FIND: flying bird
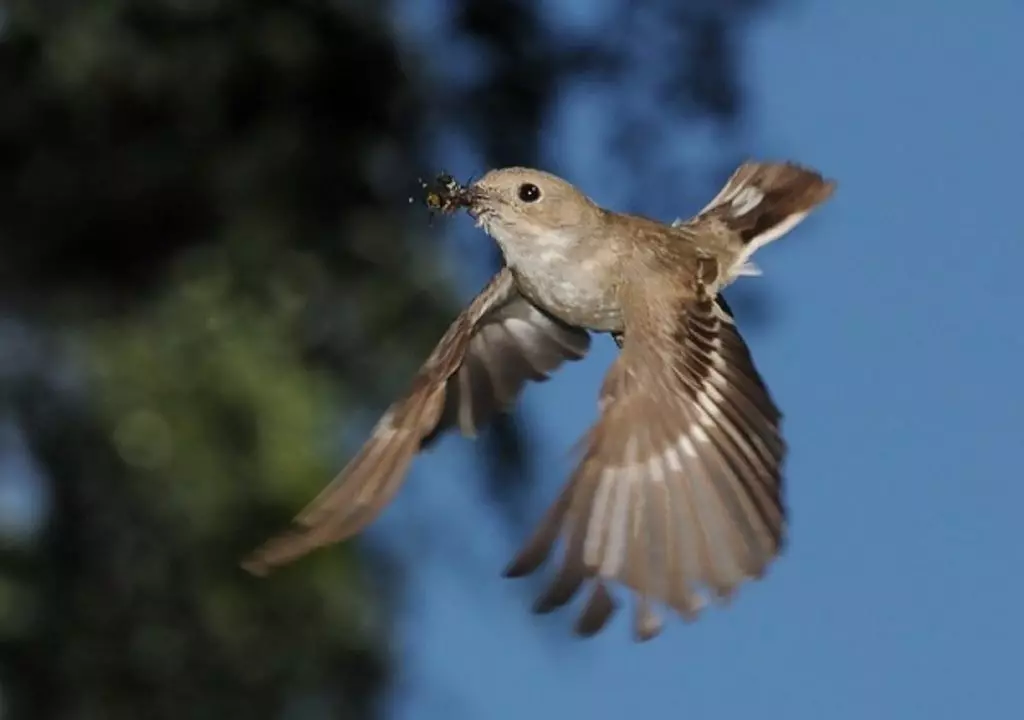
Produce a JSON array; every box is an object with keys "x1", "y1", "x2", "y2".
[{"x1": 243, "y1": 161, "x2": 836, "y2": 641}]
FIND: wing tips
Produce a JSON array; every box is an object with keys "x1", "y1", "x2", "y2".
[
  {"x1": 241, "y1": 390, "x2": 439, "y2": 577},
  {"x1": 241, "y1": 525, "x2": 332, "y2": 577}
]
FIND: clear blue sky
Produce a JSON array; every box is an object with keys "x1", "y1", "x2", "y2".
[{"x1": 381, "y1": 2, "x2": 1024, "y2": 719}]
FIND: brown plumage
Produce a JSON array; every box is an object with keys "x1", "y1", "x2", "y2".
[
  {"x1": 242, "y1": 160, "x2": 836, "y2": 642},
  {"x1": 241, "y1": 271, "x2": 590, "y2": 571}
]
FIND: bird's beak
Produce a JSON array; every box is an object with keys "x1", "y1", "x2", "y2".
[{"x1": 457, "y1": 185, "x2": 487, "y2": 215}]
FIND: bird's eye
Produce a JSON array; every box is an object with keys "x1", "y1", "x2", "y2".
[{"x1": 517, "y1": 183, "x2": 541, "y2": 203}]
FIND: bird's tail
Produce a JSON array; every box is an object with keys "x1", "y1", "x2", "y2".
[{"x1": 695, "y1": 161, "x2": 836, "y2": 278}]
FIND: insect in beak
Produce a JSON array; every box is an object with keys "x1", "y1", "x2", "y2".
[{"x1": 420, "y1": 173, "x2": 477, "y2": 214}]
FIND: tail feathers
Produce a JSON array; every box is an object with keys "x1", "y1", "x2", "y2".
[{"x1": 701, "y1": 161, "x2": 836, "y2": 251}]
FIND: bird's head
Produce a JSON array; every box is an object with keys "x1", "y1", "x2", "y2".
[{"x1": 424, "y1": 168, "x2": 605, "y2": 256}]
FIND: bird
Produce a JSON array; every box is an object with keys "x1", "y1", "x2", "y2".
[{"x1": 242, "y1": 161, "x2": 836, "y2": 641}]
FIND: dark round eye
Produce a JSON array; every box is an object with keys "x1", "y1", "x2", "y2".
[{"x1": 517, "y1": 183, "x2": 541, "y2": 202}]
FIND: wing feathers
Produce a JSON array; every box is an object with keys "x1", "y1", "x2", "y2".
[
  {"x1": 442, "y1": 302, "x2": 590, "y2": 438},
  {"x1": 505, "y1": 288, "x2": 787, "y2": 639},
  {"x1": 575, "y1": 583, "x2": 616, "y2": 637},
  {"x1": 503, "y1": 479, "x2": 573, "y2": 579},
  {"x1": 243, "y1": 270, "x2": 589, "y2": 576}
]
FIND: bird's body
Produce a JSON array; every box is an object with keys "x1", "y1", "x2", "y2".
[{"x1": 244, "y1": 161, "x2": 836, "y2": 641}]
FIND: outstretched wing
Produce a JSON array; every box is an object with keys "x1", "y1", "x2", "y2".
[
  {"x1": 505, "y1": 262, "x2": 786, "y2": 641},
  {"x1": 243, "y1": 268, "x2": 590, "y2": 575},
  {"x1": 425, "y1": 290, "x2": 592, "y2": 442}
]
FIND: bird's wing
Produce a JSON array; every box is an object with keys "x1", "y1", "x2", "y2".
[
  {"x1": 424, "y1": 284, "x2": 592, "y2": 442},
  {"x1": 243, "y1": 268, "x2": 590, "y2": 575},
  {"x1": 505, "y1": 258, "x2": 786, "y2": 641}
]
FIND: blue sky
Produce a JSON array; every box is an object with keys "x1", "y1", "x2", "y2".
[{"x1": 381, "y1": 2, "x2": 1024, "y2": 719}]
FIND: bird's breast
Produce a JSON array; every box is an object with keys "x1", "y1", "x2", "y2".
[{"x1": 510, "y1": 254, "x2": 623, "y2": 333}]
